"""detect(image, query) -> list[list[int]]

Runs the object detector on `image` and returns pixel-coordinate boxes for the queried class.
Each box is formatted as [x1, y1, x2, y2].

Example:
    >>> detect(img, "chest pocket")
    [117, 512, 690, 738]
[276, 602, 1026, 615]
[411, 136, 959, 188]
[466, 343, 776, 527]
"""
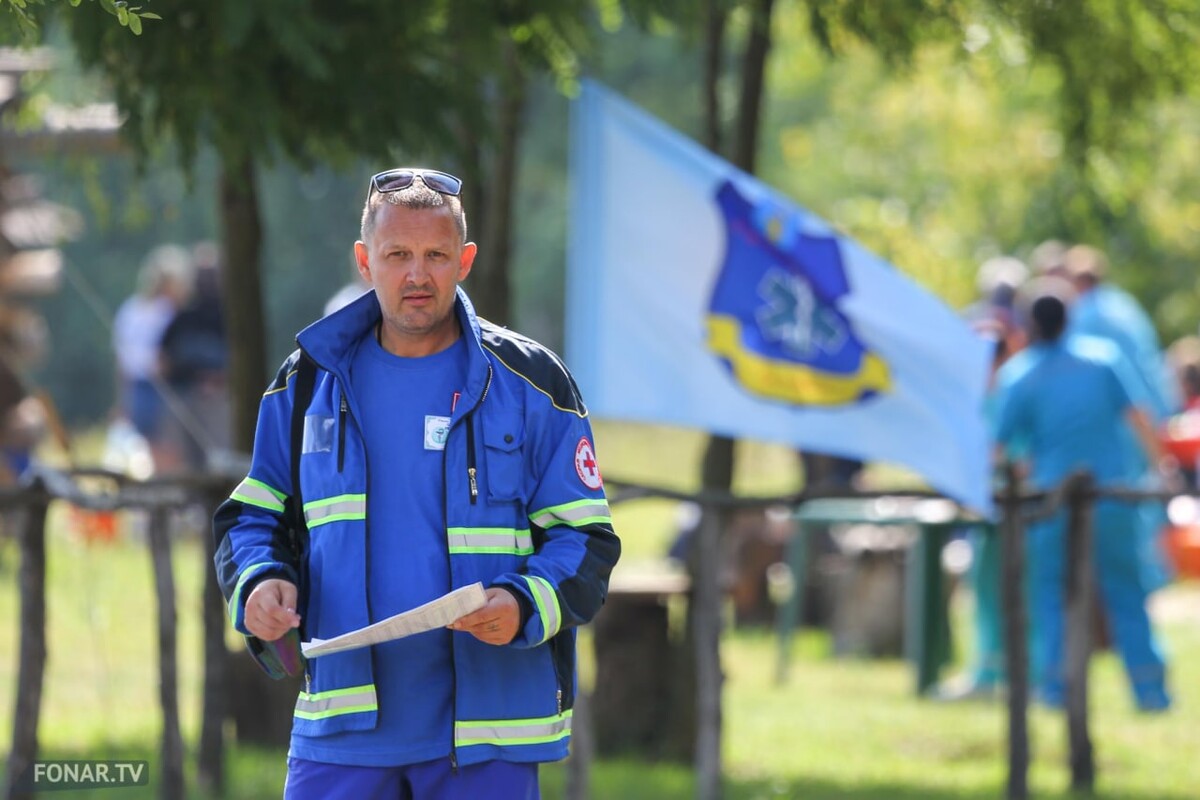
[482, 413, 525, 502]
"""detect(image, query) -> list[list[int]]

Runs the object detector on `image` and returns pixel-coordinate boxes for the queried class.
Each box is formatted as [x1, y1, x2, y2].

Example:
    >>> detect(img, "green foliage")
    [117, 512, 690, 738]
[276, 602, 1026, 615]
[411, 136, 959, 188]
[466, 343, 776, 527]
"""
[58, 0, 609, 173]
[756, 6, 1200, 336]
[991, 0, 1200, 158]
[805, 0, 969, 64]
[19, 148, 367, 425]
[1, 0, 158, 43]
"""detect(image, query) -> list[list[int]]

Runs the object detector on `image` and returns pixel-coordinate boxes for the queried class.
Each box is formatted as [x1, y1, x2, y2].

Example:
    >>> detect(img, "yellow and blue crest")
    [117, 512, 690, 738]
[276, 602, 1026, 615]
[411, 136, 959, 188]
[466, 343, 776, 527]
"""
[705, 181, 891, 406]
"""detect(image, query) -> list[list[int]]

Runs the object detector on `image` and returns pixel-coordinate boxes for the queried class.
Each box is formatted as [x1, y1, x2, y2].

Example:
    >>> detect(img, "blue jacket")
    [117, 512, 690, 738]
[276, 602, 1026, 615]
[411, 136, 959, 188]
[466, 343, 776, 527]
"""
[213, 288, 620, 766]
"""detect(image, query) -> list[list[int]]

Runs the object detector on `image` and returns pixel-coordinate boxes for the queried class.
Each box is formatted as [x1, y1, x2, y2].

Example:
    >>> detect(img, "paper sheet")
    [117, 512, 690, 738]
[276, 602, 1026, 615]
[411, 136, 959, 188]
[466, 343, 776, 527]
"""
[300, 582, 488, 658]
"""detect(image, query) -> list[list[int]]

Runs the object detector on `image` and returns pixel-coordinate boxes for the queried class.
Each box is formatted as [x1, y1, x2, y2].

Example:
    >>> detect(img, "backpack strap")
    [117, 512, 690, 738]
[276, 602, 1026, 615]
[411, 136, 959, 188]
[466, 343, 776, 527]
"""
[289, 351, 317, 548]
[246, 351, 317, 680]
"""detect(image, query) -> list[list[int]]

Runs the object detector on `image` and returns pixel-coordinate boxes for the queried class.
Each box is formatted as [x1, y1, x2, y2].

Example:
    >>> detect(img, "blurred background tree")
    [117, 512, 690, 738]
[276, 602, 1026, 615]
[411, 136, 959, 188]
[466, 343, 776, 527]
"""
[54, 0, 603, 450]
[3, 0, 1197, 434]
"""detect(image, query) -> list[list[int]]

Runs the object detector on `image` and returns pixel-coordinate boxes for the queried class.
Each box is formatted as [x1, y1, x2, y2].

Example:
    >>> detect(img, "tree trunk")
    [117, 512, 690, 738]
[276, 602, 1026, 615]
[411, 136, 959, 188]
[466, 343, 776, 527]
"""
[4, 494, 49, 800]
[1064, 472, 1095, 793]
[693, 507, 724, 800]
[733, 0, 776, 174]
[690, 3, 776, 796]
[148, 507, 184, 800]
[218, 154, 267, 454]
[198, 488, 230, 796]
[474, 43, 526, 327]
[1000, 463, 1029, 800]
[702, 0, 728, 156]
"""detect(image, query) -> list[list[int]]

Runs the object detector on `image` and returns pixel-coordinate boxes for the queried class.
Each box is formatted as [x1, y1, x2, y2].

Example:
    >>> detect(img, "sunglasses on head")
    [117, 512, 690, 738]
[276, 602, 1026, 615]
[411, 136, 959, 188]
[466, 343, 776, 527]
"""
[369, 168, 463, 197]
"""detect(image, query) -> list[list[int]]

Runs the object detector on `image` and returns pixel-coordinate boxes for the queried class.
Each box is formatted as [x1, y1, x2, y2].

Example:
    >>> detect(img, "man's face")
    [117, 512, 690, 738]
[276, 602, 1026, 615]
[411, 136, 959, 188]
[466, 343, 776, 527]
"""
[355, 202, 476, 356]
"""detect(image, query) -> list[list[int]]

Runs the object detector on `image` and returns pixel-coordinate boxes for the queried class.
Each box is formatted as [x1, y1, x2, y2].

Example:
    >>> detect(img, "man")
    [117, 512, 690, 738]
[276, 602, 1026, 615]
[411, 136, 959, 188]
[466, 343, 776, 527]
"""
[994, 280, 1171, 712]
[1064, 244, 1179, 592]
[213, 168, 620, 799]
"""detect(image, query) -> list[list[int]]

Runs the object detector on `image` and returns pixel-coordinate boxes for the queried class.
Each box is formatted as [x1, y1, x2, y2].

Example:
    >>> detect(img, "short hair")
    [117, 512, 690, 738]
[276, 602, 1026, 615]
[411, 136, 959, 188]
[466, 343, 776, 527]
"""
[1029, 295, 1067, 342]
[359, 183, 468, 244]
[1064, 244, 1109, 284]
[1016, 276, 1075, 343]
[975, 256, 1029, 300]
[137, 244, 193, 297]
[1029, 239, 1068, 276]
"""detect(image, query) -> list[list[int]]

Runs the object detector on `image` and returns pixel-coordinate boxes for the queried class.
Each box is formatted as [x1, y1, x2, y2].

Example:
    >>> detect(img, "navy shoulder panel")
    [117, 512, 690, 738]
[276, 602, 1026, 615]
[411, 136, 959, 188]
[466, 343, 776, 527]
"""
[264, 349, 305, 397]
[479, 321, 587, 417]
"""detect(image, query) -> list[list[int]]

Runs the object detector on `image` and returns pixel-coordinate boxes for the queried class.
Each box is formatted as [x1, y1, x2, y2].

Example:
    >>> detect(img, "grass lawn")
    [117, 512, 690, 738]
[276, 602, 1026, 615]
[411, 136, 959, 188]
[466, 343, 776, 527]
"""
[2, 422, 1198, 798]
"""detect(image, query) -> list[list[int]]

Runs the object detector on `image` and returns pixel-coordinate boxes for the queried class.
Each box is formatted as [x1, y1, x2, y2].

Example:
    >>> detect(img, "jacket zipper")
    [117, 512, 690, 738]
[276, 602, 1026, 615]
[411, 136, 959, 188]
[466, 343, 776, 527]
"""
[445, 363, 493, 772]
[337, 395, 348, 472]
[465, 416, 478, 505]
[462, 364, 493, 504]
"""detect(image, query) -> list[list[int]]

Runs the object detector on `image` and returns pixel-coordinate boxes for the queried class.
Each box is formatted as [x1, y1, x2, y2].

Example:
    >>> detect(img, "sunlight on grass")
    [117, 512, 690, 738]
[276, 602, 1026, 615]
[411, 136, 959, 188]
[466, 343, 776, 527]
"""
[3, 440, 1200, 798]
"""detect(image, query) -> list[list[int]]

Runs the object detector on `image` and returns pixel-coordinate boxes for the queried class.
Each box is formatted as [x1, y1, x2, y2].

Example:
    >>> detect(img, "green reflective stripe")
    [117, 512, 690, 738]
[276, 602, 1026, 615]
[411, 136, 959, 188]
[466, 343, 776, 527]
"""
[448, 527, 534, 555]
[529, 498, 611, 529]
[523, 575, 561, 644]
[229, 562, 275, 627]
[231, 477, 287, 513]
[455, 710, 572, 747]
[304, 494, 366, 528]
[294, 684, 377, 720]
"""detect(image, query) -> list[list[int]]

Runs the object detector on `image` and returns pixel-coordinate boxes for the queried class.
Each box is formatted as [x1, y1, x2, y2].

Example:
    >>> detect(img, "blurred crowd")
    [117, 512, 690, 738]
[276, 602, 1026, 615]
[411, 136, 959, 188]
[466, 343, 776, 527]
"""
[943, 239, 1198, 713]
[109, 241, 230, 477]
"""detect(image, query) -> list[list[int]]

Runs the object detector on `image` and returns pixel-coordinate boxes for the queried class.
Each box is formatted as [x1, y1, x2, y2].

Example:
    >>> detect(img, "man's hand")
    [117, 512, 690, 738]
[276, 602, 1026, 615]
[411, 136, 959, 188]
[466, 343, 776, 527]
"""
[448, 587, 520, 646]
[244, 579, 301, 641]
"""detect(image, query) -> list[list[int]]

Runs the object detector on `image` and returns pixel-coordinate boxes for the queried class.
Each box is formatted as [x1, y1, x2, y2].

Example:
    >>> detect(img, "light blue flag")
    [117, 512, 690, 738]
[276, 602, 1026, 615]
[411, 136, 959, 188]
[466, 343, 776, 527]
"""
[567, 81, 993, 513]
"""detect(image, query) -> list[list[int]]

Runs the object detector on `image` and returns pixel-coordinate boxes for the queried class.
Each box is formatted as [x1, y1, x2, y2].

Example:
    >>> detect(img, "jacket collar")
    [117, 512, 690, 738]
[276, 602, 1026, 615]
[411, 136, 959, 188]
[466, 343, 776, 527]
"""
[296, 285, 491, 411]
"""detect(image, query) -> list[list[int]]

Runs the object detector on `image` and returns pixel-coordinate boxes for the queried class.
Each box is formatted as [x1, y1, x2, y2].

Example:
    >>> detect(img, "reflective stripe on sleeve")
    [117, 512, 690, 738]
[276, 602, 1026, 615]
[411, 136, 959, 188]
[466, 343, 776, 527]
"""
[455, 710, 572, 747]
[447, 527, 534, 555]
[229, 562, 276, 627]
[230, 477, 287, 513]
[529, 498, 611, 529]
[294, 684, 378, 720]
[303, 494, 367, 529]
[522, 574, 561, 644]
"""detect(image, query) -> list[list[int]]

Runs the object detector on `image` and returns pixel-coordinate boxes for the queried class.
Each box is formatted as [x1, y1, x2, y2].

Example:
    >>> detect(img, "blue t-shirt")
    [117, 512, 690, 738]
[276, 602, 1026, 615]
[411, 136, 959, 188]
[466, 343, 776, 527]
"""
[993, 336, 1138, 490]
[290, 332, 468, 766]
[1070, 285, 1177, 421]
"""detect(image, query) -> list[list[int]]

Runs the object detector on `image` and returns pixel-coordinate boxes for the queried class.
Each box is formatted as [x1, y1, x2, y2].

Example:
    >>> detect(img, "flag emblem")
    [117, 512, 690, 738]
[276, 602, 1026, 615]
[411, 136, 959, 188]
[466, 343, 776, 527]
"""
[705, 181, 892, 406]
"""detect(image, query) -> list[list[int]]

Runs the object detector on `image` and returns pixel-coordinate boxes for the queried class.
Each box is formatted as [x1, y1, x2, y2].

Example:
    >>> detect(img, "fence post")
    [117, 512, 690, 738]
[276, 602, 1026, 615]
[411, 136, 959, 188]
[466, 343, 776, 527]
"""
[147, 507, 184, 800]
[1064, 471, 1095, 793]
[4, 485, 50, 800]
[565, 686, 592, 800]
[694, 503, 723, 800]
[1000, 463, 1028, 800]
[198, 485, 229, 796]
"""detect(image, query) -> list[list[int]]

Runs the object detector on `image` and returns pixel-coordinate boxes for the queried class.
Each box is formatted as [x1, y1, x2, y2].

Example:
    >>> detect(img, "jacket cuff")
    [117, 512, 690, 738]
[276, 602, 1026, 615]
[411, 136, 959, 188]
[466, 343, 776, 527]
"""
[492, 583, 534, 631]
[229, 562, 297, 636]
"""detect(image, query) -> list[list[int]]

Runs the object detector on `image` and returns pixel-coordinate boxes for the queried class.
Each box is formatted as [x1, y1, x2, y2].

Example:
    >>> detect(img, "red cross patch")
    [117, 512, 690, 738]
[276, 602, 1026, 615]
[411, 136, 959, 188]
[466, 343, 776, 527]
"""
[574, 437, 603, 490]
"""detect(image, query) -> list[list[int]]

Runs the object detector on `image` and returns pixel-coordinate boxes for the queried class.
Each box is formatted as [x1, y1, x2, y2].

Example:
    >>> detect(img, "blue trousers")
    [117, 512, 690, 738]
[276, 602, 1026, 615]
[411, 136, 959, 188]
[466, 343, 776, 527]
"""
[284, 756, 539, 800]
[1028, 501, 1169, 708]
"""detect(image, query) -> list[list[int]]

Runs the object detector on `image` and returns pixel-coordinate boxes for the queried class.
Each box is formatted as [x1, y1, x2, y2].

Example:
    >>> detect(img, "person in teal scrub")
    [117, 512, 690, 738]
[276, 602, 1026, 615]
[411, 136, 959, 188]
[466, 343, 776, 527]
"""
[1064, 245, 1180, 593]
[994, 281, 1173, 711]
